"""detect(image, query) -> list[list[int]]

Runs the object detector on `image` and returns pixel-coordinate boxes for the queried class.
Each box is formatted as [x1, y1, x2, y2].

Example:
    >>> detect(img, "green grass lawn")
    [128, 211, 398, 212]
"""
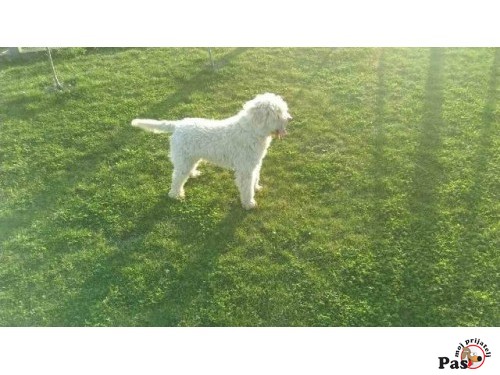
[0, 47, 498, 326]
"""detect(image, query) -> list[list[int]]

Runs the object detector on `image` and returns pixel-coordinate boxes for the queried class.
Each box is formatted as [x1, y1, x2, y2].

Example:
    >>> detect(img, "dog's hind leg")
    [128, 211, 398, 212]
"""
[235, 169, 257, 210]
[169, 159, 198, 199]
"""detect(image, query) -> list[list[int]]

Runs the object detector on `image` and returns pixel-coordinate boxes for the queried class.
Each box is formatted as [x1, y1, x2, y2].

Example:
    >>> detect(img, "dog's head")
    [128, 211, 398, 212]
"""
[461, 347, 483, 363]
[243, 93, 292, 138]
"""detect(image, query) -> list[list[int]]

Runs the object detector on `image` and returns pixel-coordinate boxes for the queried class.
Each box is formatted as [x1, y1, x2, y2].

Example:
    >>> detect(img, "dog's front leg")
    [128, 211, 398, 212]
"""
[254, 161, 264, 192]
[235, 170, 257, 210]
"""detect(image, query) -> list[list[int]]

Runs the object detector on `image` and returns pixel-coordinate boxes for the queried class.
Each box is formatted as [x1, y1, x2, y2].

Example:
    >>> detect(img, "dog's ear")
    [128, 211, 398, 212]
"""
[246, 102, 276, 130]
[461, 348, 471, 360]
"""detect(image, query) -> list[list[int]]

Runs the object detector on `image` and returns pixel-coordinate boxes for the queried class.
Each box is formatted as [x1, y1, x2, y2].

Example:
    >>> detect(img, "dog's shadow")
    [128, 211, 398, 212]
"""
[55, 190, 250, 326]
[140, 197, 250, 326]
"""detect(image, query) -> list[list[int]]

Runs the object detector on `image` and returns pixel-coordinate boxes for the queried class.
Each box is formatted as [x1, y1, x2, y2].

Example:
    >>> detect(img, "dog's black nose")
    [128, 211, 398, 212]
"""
[477, 356, 482, 361]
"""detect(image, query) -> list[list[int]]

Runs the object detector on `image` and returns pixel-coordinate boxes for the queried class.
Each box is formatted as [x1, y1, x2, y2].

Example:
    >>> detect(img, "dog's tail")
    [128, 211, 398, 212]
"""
[131, 119, 177, 133]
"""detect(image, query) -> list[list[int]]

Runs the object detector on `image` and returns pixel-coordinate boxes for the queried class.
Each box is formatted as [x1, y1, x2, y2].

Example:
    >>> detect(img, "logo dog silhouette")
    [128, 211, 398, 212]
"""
[461, 347, 482, 368]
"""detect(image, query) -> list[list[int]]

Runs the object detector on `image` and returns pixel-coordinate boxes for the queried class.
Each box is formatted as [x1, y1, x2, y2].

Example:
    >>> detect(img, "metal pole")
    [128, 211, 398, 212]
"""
[47, 48, 63, 90]
[208, 48, 215, 70]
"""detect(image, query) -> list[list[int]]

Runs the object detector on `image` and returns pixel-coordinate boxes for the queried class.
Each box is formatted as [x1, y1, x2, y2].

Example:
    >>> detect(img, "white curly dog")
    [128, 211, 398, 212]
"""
[131, 93, 292, 209]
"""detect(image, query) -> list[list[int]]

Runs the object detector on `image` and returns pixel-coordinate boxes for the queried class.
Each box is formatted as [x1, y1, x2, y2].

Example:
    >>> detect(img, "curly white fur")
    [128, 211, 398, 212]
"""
[131, 93, 292, 209]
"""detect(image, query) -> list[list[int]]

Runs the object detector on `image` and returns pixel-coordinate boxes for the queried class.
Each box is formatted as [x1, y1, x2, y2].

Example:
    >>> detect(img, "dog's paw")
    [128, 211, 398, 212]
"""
[242, 200, 258, 210]
[168, 190, 185, 200]
[255, 184, 263, 192]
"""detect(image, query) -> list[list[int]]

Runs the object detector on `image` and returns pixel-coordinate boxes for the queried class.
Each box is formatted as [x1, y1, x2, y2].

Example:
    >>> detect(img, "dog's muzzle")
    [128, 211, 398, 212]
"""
[274, 114, 292, 139]
[275, 128, 287, 139]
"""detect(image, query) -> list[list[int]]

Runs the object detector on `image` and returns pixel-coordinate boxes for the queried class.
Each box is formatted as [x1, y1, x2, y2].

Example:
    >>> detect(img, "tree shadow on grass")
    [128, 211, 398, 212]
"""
[397, 48, 446, 326]
[361, 48, 403, 325]
[362, 48, 498, 326]
[0, 93, 41, 121]
[134, 47, 250, 119]
[0, 127, 138, 244]
[346, 48, 446, 326]
[449, 48, 499, 324]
